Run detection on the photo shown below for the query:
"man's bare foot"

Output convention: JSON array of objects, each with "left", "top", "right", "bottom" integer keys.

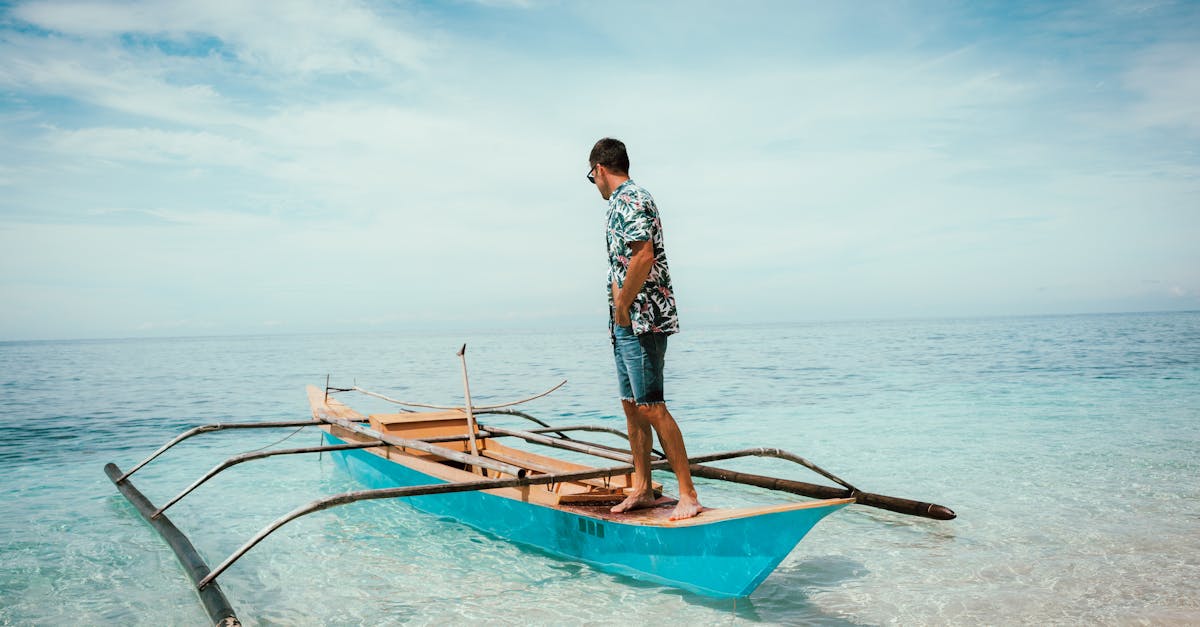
[
  {"left": 668, "top": 497, "right": 703, "bottom": 521},
  {"left": 610, "top": 491, "right": 657, "bottom": 514}
]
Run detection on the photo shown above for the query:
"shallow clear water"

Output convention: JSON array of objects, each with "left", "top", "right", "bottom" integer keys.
[{"left": 1, "top": 312, "right": 1198, "bottom": 625}]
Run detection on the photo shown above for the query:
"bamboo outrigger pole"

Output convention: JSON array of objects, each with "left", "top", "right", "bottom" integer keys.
[
  {"left": 116, "top": 417, "right": 527, "bottom": 485},
  {"left": 150, "top": 441, "right": 388, "bottom": 520},
  {"left": 687, "top": 465, "right": 956, "bottom": 520},
  {"left": 442, "top": 422, "right": 954, "bottom": 521},
  {"left": 480, "top": 424, "right": 861, "bottom": 493},
  {"left": 105, "top": 462, "right": 241, "bottom": 627},
  {"left": 115, "top": 421, "right": 323, "bottom": 483}
]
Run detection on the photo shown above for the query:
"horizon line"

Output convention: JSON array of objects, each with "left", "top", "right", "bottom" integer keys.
[{"left": 3, "top": 308, "right": 1197, "bottom": 344}]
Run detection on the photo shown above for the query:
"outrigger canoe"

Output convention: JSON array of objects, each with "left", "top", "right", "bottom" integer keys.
[
  {"left": 105, "top": 350, "right": 954, "bottom": 627},
  {"left": 305, "top": 385, "right": 853, "bottom": 598}
]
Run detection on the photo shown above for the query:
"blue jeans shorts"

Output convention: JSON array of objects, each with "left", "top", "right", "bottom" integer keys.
[{"left": 612, "top": 322, "right": 668, "bottom": 405}]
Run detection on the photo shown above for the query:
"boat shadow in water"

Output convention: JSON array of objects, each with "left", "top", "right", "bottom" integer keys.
[
  {"left": 529, "top": 549, "right": 868, "bottom": 623},
  {"left": 433, "top": 520, "right": 865, "bottom": 624},
  {"left": 672, "top": 555, "right": 870, "bottom": 623}
]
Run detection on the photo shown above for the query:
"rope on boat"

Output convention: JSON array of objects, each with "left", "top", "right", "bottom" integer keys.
[
  {"left": 244, "top": 425, "right": 311, "bottom": 453},
  {"left": 349, "top": 379, "right": 567, "bottom": 412}
]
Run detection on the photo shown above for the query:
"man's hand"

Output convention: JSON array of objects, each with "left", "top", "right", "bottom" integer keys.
[
  {"left": 612, "top": 279, "right": 632, "bottom": 327},
  {"left": 612, "top": 240, "right": 653, "bottom": 328}
]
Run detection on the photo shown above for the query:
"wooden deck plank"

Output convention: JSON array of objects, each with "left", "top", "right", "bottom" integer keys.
[
  {"left": 560, "top": 497, "right": 856, "bottom": 527},
  {"left": 306, "top": 386, "right": 366, "bottom": 422}
]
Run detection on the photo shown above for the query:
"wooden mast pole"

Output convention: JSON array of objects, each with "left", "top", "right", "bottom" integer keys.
[{"left": 456, "top": 344, "right": 481, "bottom": 472}]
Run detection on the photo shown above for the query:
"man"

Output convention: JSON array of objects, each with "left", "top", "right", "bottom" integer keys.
[{"left": 587, "top": 137, "right": 702, "bottom": 521}]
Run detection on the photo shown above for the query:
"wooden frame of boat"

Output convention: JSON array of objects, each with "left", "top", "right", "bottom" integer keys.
[{"left": 106, "top": 363, "right": 954, "bottom": 627}]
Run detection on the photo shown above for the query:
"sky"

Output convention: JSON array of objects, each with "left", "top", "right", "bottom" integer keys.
[{"left": 1, "top": 0, "right": 1197, "bottom": 341}]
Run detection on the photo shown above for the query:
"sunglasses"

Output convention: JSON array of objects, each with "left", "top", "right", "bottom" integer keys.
[{"left": 586, "top": 165, "right": 597, "bottom": 184}]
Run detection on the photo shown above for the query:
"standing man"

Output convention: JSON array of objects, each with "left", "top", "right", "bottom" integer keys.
[{"left": 588, "top": 137, "right": 702, "bottom": 521}]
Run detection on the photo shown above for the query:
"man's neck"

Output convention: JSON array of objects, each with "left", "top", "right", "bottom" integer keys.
[{"left": 602, "top": 174, "right": 631, "bottom": 200}]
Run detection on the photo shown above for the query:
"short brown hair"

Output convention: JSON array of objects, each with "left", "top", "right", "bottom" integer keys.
[{"left": 589, "top": 137, "right": 629, "bottom": 174}]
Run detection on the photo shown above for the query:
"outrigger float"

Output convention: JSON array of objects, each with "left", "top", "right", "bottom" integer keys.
[{"left": 106, "top": 346, "right": 954, "bottom": 626}]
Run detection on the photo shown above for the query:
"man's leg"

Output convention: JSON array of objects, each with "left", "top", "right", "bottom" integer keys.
[
  {"left": 611, "top": 399, "right": 658, "bottom": 513},
  {"left": 639, "top": 403, "right": 702, "bottom": 520}
]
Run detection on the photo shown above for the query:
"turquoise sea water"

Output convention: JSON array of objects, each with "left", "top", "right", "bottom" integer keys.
[{"left": 1, "top": 312, "right": 1198, "bottom": 625}]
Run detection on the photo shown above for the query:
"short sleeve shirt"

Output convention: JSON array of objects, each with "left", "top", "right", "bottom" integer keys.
[{"left": 606, "top": 180, "right": 680, "bottom": 335}]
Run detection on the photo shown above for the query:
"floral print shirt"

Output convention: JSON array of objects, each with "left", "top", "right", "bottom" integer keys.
[{"left": 606, "top": 180, "right": 680, "bottom": 335}]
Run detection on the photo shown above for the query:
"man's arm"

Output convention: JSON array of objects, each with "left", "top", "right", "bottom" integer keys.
[{"left": 612, "top": 240, "right": 654, "bottom": 327}]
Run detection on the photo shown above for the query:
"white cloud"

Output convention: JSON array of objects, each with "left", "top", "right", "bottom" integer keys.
[
  {"left": 0, "top": 36, "right": 243, "bottom": 127},
  {"left": 12, "top": 0, "right": 429, "bottom": 74},
  {"left": 46, "top": 126, "right": 262, "bottom": 167}
]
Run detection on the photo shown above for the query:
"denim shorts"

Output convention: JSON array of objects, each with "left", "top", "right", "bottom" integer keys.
[{"left": 612, "top": 322, "right": 668, "bottom": 404}]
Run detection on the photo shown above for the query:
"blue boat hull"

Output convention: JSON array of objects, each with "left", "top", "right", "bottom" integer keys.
[{"left": 323, "top": 431, "right": 849, "bottom": 597}]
